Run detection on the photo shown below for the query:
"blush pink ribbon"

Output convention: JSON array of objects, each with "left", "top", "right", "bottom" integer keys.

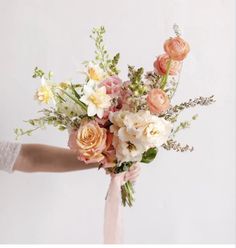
[{"left": 103, "top": 164, "right": 141, "bottom": 244}]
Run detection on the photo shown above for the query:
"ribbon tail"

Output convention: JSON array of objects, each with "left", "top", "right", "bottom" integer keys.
[{"left": 104, "top": 176, "right": 124, "bottom": 244}]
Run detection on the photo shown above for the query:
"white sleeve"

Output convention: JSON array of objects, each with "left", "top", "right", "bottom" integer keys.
[{"left": 0, "top": 141, "right": 22, "bottom": 173}]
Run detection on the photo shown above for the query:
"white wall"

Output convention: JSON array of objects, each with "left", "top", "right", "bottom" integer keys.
[{"left": 0, "top": 0, "right": 235, "bottom": 244}]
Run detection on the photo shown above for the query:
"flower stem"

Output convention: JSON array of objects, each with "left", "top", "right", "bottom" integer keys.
[
  {"left": 161, "top": 59, "right": 172, "bottom": 90},
  {"left": 121, "top": 180, "right": 135, "bottom": 207}
]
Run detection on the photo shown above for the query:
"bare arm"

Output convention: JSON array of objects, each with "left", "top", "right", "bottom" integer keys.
[{"left": 13, "top": 144, "right": 98, "bottom": 173}]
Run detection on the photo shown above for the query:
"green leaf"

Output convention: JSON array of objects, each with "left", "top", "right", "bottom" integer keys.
[{"left": 141, "top": 147, "right": 158, "bottom": 163}]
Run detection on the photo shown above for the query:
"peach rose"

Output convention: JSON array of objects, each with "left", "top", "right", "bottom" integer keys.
[
  {"left": 164, "top": 37, "right": 190, "bottom": 61},
  {"left": 154, "top": 54, "right": 181, "bottom": 75},
  {"left": 147, "top": 88, "right": 170, "bottom": 115},
  {"left": 68, "top": 120, "right": 107, "bottom": 163},
  {"left": 101, "top": 132, "right": 117, "bottom": 168}
]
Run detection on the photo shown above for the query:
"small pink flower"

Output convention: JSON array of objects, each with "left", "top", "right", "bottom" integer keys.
[
  {"left": 119, "top": 81, "right": 132, "bottom": 106},
  {"left": 147, "top": 88, "right": 170, "bottom": 115},
  {"left": 102, "top": 76, "right": 122, "bottom": 96},
  {"left": 154, "top": 54, "right": 181, "bottom": 75}
]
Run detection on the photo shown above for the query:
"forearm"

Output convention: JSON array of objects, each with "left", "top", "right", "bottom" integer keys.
[{"left": 13, "top": 144, "right": 98, "bottom": 173}]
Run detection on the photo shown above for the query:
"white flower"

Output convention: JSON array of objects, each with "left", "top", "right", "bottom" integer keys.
[
  {"left": 112, "top": 136, "right": 144, "bottom": 162},
  {"left": 123, "top": 111, "right": 172, "bottom": 147},
  {"left": 109, "top": 111, "right": 129, "bottom": 128},
  {"left": 80, "top": 80, "right": 111, "bottom": 118},
  {"left": 87, "top": 62, "right": 106, "bottom": 82},
  {"left": 35, "top": 77, "right": 55, "bottom": 104},
  {"left": 110, "top": 110, "right": 172, "bottom": 162}
]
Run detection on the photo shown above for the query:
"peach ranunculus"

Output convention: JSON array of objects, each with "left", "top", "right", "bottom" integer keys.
[
  {"left": 68, "top": 120, "right": 107, "bottom": 163},
  {"left": 154, "top": 54, "right": 181, "bottom": 75},
  {"left": 164, "top": 37, "right": 190, "bottom": 61},
  {"left": 147, "top": 88, "right": 170, "bottom": 115}
]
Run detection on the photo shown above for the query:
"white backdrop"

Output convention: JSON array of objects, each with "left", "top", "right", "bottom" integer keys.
[{"left": 0, "top": 0, "right": 235, "bottom": 244}]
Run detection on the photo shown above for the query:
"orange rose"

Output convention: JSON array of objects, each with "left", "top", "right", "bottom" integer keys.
[
  {"left": 68, "top": 120, "right": 107, "bottom": 163},
  {"left": 147, "top": 88, "right": 170, "bottom": 115},
  {"left": 154, "top": 54, "right": 181, "bottom": 75},
  {"left": 101, "top": 132, "right": 117, "bottom": 168},
  {"left": 164, "top": 37, "right": 190, "bottom": 61}
]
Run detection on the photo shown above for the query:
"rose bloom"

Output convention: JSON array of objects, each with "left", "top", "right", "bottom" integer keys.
[
  {"left": 101, "top": 132, "right": 117, "bottom": 168},
  {"left": 154, "top": 54, "right": 181, "bottom": 75},
  {"left": 164, "top": 36, "right": 190, "bottom": 61},
  {"left": 102, "top": 76, "right": 122, "bottom": 96},
  {"left": 147, "top": 88, "right": 170, "bottom": 115},
  {"left": 68, "top": 120, "right": 107, "bottom": 163}
]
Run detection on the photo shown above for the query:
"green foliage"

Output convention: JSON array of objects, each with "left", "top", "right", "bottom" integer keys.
[
  {"left": 128, "top": 65, "right": 147, "bottom": 96},
  {"left": 141, "top": 147, "right": 158, "bottom": 163},
  {"left": 163, "top": 96, "right": 215, "bottom": 123},
  {"left": 121, "top": 181, "right": 135, "bottom": 207},
  {"left": 59, "top": 87, "right": 87, "bottom": 111},
  {"left": 109, "top": 53, "right": 120, "bottom": 75},
  {"left": 14, "top": 127, "right": 41, "bottom": 140},
  {"left": 32, "top": 67, "right": 45, "bottom": 79},
  {"left": 113, "top": 161, "right": 133, "bottom": 173},
  {"left": 14, "top": 108, "right": 82, "bottom": 139},
  {"left": 160, "top": 59, "right": 172, "bottom": 90},
  {"left": 89, "top": 26, "right": 120, "bottom": 75},
  {"left": 172, "top": 114, "right": 198, "bottom": 137},
  {"left": 32, "top": 67, "right": 53, "bottom": 80},
  {"left": 128, "top": 65, "right": 144, "bottom": 83}
]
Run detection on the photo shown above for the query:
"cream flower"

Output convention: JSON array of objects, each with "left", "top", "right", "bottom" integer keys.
[
  {"left": 112, "top": 135, "right": 144, "bottom": 162},
  {"left": 123, "top": 111, "right": 172, "bottom": 147},
  {"left": 110, "top": 110, "right": 172, "bottom": 162},
  {"left": 80, "top": 80, "right": 111, "bottom": 118},
  {"left": 87, "top": 63, "right": 106, "bottom": 82},
  {"left": 35, "top": 77, "right": 54, "bottom": 104}
]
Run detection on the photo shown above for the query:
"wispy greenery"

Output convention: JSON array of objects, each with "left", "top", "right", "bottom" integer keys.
[
  {"left": 89, "top": 26, "right": 120, "bottom": 75},
  {"left": 172, "top": 114, "right": 198, "bottom": 137},
  {"left": 128, "top": 65, "right": 147, "bottom": 96},
  {"left": 163, "top": 95, "right": 215, "bottom": 122},
  {"left": 32, "top": 67, "right": 53, "bottom": 80},
  {"left": 14, "top": 108, "right": 83, "bottom": 139}
]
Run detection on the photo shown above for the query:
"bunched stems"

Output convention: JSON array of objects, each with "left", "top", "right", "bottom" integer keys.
[{"left": 121, "top": 180, "right": 135, "bottom": 207}]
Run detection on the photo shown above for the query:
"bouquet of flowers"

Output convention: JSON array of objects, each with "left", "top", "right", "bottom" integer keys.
[{"left": 15, "top": 25, "right": 215, "bottom": 209}]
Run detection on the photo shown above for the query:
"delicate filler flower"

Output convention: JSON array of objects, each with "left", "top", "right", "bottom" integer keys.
[
  {"left": 80, "top": 81, "right": 111, "bottom": 118},
  {"left": 164, "top": 37, "right": 190, "bottom": 61},
  {"left": 68, "top": 120, "right": 107, "bottom": 163},
  {"left": 154, "top": 54, "right": 181, "bottom": 75},
  {"left": 147, "top": 88, "right": 170, "bottom": 115}
]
